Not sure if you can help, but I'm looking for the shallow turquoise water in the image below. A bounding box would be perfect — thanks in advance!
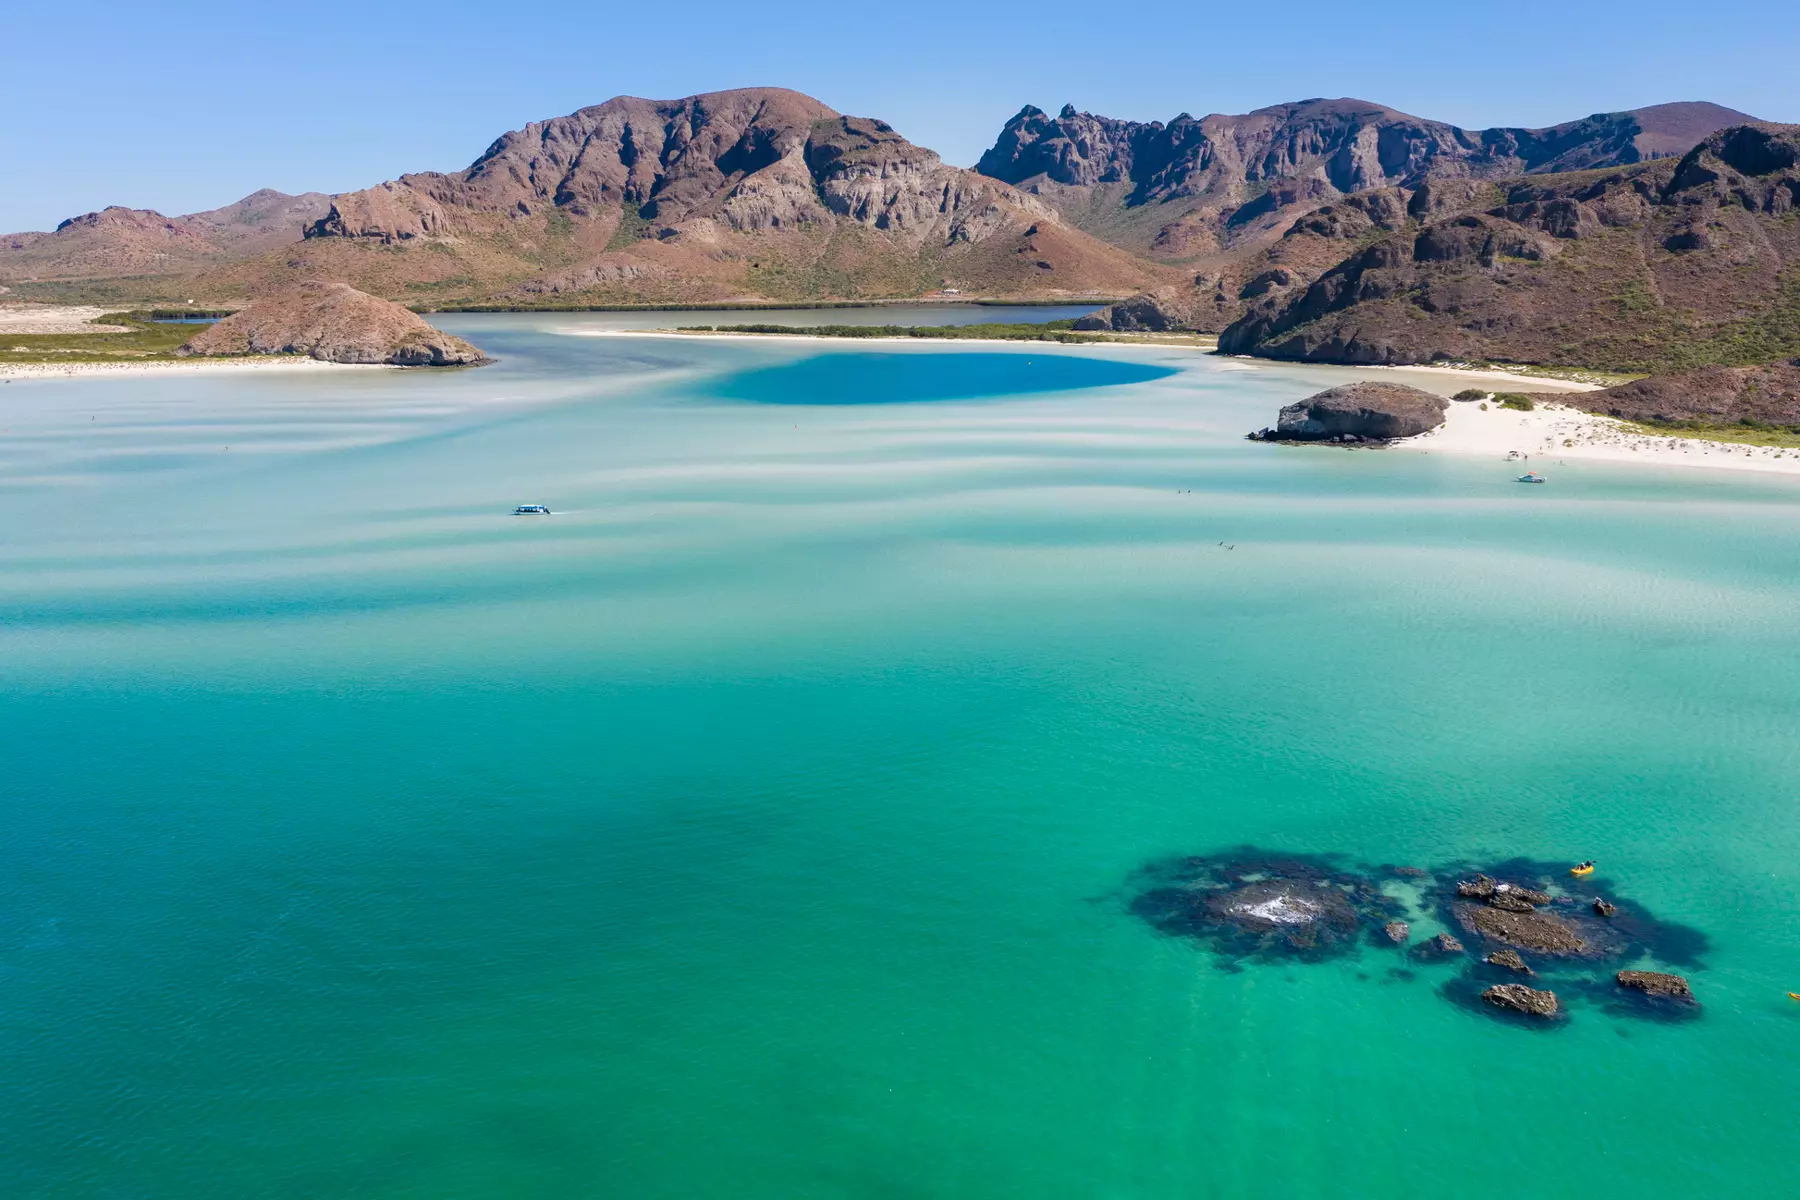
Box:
[4,316,1800,1196]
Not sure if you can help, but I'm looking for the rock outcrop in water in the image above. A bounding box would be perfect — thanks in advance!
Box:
[1255,381,1449,442]
[1483,982,1561,1018]
[1129,848,1709,1028]
[1617,970,1697,1003]
[178,282,488,366]
[1412,932,1465,961]
[1129,850,1405,963]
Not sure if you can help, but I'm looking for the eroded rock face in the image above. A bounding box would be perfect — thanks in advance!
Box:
[178,281,487,367]
[1072,286,1202,332]
[1483,983,1560,1018]
[1274,382,1448,440]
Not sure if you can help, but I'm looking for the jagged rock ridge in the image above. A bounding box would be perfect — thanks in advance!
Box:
[297,89,1164,303]
[1217,122,1800,373]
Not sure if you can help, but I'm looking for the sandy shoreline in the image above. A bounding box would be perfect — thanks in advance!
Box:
[1397,400,1800,476]
[9,325,1793,478]
[0,358,384,381]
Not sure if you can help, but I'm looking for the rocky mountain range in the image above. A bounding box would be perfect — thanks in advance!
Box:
[1217,122,1800,372]
[3,89,1163,307]
[5,88,1795,376]
[2,189,330,281]
[976,99,1753,245]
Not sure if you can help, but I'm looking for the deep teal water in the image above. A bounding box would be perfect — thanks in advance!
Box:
[4,315,1800,1196]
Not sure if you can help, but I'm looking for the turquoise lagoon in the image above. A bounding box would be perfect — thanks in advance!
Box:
[3,312,1800,1196]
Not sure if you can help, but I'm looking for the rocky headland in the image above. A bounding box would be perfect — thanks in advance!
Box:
[1247,381,1448,444]
[178,282,487,366]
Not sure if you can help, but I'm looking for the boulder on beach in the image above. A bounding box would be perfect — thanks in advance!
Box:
[1273,381,1449,441]
[1482,982,1560,1018]
[179,281,489,367]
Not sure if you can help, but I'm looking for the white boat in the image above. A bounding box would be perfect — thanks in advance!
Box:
[1516,473,1546,484]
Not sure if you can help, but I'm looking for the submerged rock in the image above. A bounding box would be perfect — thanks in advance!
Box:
[1129,849,1401,963]
[1411,932,1466,962]
[1485,949,1533,974]
[1383,921,1411,944]
[1482,983,1560,1018]
[1274,382,1448,441]
[1454,901,1587,955]
[1594,898,1618,918]
[1617,970,1696,1003]
[1486,891,1538,913]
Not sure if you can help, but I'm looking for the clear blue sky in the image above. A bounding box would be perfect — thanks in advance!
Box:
[5,0,1797,232]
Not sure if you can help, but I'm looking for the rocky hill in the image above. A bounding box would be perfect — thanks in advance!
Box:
[977,99,1758,333]
[285,89,1165,305]
[1573,358,1800,425]
[1217,122,1800,373]
[178,280,487,365]
[0,89,1166,307]
[1,190,330,281]
[978,99,1755,253]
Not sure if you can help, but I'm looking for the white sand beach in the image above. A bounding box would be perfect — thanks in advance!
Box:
[1398,399,1800,476]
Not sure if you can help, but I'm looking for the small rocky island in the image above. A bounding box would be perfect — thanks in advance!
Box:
[178,281,488,366]
[1248,381,1449,445]
[1128,848,1706,1027]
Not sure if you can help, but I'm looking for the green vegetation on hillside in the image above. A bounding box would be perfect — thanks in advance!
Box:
[604,202,652,252]
[1616,415,1800,449]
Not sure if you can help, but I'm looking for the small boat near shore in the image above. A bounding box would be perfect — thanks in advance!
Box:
[1517,472,1546,484]
[513,504,551,515]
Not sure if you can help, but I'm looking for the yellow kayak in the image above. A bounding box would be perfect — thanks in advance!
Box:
[1789,992,1800,1002]
[1570,865,1595,877]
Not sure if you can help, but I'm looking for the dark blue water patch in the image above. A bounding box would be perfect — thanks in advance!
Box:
[712,351,1178,406]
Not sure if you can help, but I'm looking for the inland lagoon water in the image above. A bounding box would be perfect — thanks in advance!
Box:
[4,312,1800,1197]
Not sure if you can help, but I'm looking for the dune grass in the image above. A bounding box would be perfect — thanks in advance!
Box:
[0,312,204,365]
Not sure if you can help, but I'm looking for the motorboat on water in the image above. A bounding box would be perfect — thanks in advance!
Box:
[513,504,552,515]
[1516,472,1546,484]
